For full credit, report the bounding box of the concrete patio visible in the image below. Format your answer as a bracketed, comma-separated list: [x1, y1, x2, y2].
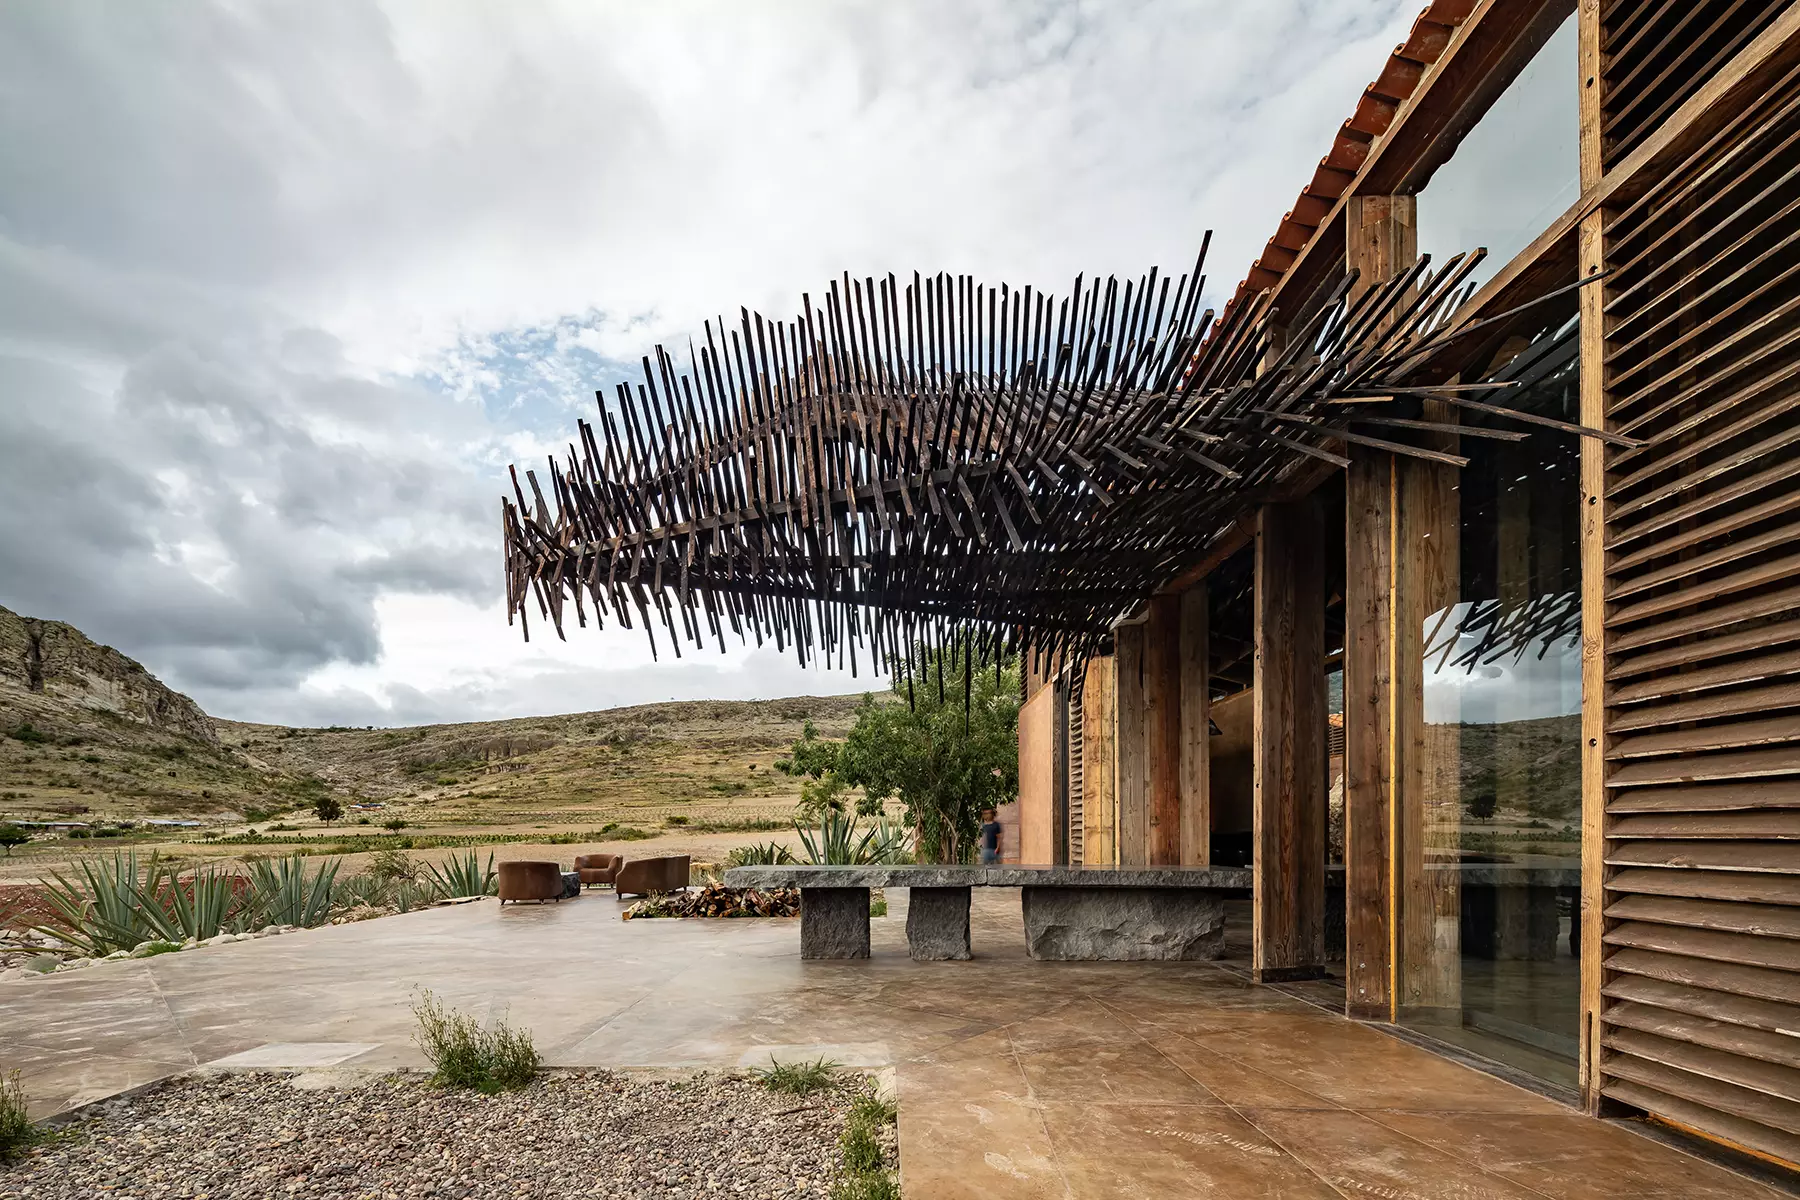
[2, 889, 1784, 1199]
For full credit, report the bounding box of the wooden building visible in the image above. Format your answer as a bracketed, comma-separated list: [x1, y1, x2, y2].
[504, 0, 1800, 1176]
[1012, 0, 1800, 1172]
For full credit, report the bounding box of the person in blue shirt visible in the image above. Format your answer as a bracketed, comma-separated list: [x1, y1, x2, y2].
[978, 807, 1001, 864]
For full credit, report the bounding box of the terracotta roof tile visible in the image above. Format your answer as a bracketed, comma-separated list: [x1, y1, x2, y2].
[1209, 2, 1473, 339]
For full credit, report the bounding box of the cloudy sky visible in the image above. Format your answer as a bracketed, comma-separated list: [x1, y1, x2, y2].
[1, 0, 1443, 727]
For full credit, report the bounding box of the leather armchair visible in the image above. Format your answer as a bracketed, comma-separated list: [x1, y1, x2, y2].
[497, 860, 565, 903]
[575, 853, 622, 888]
[614, 855, 691, 898]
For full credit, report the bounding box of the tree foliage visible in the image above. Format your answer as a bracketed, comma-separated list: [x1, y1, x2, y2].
[0, 823, 29, 857]
[836, 645, 1020, 863]
[313, 793, 344, 825]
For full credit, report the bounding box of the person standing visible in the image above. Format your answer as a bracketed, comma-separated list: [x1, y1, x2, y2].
[978, 807, 1002, 864]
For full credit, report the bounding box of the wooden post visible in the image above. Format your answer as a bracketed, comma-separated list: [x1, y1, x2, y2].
[1253, 498, 1327, 982]
[1342, 192, 1417, 1018]
[1146, 595, 1183, 865]
[1180, 585, 1211, 867]
[1115, 624, 1148, 867]
[1344, 453, 1395, 1019]
[1082, 656, 1118, 867]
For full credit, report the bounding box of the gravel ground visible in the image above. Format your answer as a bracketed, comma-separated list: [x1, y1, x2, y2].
[1, 1070, 890, 1200]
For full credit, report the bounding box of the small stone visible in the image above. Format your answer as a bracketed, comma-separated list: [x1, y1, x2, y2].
[101, 950, 131, 962]
[204, 934, 234, 947]
[61, 957, 94, 970]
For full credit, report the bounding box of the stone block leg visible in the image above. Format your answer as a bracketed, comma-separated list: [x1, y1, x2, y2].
[905, 887, 972, 960]
[800, 887, 870, 960]
[1021, 887, 1225, 961]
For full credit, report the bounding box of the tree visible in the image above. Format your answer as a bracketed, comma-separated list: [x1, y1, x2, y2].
[0, 823, 30, 857]
[836, 644, 1020, 863]
[313, 794, 344, 825]
[778, 721, 863, 821]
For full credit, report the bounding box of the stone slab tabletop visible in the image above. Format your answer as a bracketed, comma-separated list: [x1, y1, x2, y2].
[723, 864, 1255, 889]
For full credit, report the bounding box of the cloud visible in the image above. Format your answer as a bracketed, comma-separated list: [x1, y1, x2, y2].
[0, 0, 1421, 725]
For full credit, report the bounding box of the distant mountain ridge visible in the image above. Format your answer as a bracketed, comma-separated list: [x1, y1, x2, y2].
[0, 605, 216, 745]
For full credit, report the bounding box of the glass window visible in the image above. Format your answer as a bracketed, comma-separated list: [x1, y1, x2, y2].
[1416, 13, 1579, 297]
[1397, 319, 1583, 1091]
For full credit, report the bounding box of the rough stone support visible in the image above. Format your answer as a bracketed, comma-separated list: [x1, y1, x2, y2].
[904, 887, 972, 961]
[1021, 886, 1226, 961]
[799, 888, 870, 959]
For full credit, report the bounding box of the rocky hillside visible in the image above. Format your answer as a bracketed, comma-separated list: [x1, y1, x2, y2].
[0, 606, 215, 745]
[0, 604, 868, 832]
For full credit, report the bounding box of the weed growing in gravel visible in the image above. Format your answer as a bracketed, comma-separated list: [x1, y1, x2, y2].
[749, 1056, 838, 1095]
[831, 1086, 900, 1200]
[411, 989, 541, 1092]
[0, 1070, 46, 1164]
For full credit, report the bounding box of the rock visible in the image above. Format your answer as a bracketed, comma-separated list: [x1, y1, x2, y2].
[204, 934, 234, 947]
[130, 941, 180, 958]
[25, 954, 61, 973]
[181, 938, 199, 949]
[904, 887, 972, 961]
[798, 887, 870, 959]
[60, 958, 94, 970]
[1020, 886, 1226, 961]
[101, 950, 131, 962]
[132, 941, 158, 955]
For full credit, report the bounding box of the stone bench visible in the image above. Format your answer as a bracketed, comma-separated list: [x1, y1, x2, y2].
[722, 864, 1253, 962]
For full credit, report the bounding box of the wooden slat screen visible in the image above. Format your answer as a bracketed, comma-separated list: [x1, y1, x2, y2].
[1596, 40, 1800, 1167]
[1600, 0, 1791, 167]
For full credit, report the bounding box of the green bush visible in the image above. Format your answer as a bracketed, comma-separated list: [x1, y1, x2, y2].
[27, 853, 244, 956]
[723, 841, 795, 869]
[0, 1070, 46, 1164]
[423, 850, 496, 899]
[411, 988, 539, 1092]
[246, 854, 340, 927]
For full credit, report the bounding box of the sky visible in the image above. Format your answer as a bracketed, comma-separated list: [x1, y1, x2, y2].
[0, 0, 1446, 727]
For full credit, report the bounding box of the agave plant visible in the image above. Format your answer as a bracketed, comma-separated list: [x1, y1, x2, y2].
[424, 850, 496, 900]
[724, 841, 796, 869]
[795, 813, 915, 866]
[246, 854, 340, 928]
[25, 853, 248, 956]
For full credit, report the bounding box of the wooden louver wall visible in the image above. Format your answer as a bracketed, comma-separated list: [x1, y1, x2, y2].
[1599, 0, 1791, 166]
[1593, 35, 1800, 1167]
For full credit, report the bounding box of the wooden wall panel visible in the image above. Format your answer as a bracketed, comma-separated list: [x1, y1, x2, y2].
[1116, 624, 1149, 866]
[1017, 685, 1056, 866]
[1180, 586, 1212, 867]
[1082, 655, 1118, 866]
[1253, 499, 1328, 982]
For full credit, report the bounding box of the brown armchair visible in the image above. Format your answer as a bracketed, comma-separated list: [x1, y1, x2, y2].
[575, 853, 621, 889]
[614, 855, 691, 898]
[497, 860, 565, 903]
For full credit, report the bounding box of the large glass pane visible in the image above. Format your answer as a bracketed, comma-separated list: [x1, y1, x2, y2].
[1416, 13, 1579, 297]
[1399, 321, 1583, 1091]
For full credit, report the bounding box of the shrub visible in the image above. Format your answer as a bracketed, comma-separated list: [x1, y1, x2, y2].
[27, 853, 245, 955]
[0, 823, 30, 856]
[723, 841, 796, 869]
[368, 848, 422, 883]
[6, 724, 49, 745]
[0, 1070, 45, 1164]
[796, 813, 912, 866]
[411, 988, 539, 1092]
[750, 1056, 838, 1095]
[831, 1087, 900, 1200]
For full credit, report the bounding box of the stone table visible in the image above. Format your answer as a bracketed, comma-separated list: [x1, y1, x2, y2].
[723, 865, 1253, 961]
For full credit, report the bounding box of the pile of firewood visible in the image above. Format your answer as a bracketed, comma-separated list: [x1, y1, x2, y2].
[621, 882, 800, 920]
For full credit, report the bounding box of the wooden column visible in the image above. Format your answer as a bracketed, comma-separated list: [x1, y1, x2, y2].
[1180, 585, 1211, 867]
[1145, 595, 1182, 865]
[1081, 656, 1118, 866]
[1344, 453, 1396, 1019]
[1253, 498, 1327, 982]
[1115, 623, 1148, 867]
[1342, 191, 1417, 1018]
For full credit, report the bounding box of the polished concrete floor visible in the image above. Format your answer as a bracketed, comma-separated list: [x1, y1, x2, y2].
[3, 889, 1786, 1198]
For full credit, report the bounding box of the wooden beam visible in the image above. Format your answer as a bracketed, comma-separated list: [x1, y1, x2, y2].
[1146, 594, 1183, 865]
[1346, 196, 1418, 318]
[1082, 655, 1118, 867]
[1116, 624, 1148, 867]
[1253, 498, 1328, 982]
[1344, 451, 1396, 1019]
[1180, 585, 1212, 868]
[1267, 0, 1573, 326]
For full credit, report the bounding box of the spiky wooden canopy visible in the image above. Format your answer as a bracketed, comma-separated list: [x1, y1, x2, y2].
[501, 236, 1617, 675]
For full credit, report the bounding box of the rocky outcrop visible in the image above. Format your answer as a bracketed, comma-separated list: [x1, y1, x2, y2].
[0, 605, 217, 745]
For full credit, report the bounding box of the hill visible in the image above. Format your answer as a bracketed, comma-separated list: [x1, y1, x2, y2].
[0, 604, 869, 860]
